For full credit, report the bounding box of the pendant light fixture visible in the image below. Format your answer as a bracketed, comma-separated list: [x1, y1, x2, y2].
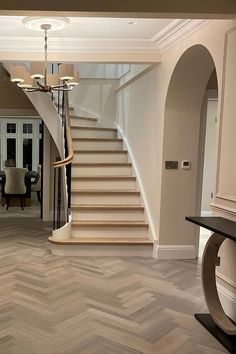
[10, 19, 80, 93]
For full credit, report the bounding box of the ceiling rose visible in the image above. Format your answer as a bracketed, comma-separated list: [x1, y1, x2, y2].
[23, 17, 70, 31]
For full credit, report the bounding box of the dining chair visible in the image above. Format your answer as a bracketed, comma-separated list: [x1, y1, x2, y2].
[4, 167, 27, 210]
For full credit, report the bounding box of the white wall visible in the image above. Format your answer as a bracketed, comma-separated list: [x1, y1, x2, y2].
[116, 19, 236, 318]
[69, 78, 118, 127]
[75, 63, 129, 79]
[116, 19, 232, 246]
[116, 66, 165, 237]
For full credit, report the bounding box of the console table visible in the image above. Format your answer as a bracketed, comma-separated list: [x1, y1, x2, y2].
[186, 216, 236, 353]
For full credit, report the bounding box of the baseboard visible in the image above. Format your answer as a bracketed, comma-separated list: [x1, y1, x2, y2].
[156, 244, 196, 260]
[217, 284, 236, 323]
[201, 210, 213, 216]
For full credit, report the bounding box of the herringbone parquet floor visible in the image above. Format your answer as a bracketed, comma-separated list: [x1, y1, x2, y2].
[0, 217, 227, 354]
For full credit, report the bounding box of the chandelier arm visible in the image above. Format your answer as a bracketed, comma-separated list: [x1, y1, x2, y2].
[50, 84, 69, 89]
[37, 80, 46, 89]
[53, 87, 73, 91]
[24, 88, 42, 92]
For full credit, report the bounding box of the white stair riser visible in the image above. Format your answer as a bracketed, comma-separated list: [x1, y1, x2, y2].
[72, 165, 132, 176]
[71, 226, 149, 238]
[73, 152, 128, 163]
[51, 244, 153, 257]
[70, 118, 97, 126]
[72, 209, 145, 221]
[71, 129, 116, 139]
[71, 194, 140, 205]
[71, 179, 136, 190]
[72, 140, 123, 150]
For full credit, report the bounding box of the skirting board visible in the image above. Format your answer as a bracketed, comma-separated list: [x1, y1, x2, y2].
[217, 283, 236, 323]
[156, 244, 196, 259]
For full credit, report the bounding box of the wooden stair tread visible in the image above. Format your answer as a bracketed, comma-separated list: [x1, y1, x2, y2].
[71, 126, 116, 131]
[72, 189, 140, 194]
[72, 138, 122, 142]
[72, 176, 135, 180]
[48, 236, 152, 245]
[72, 162, 131, 167]
[73, 150, 127, 154]
[71, 205, 143, 210]
[70, 115, 97, 122]
[72, 221, 148, 227]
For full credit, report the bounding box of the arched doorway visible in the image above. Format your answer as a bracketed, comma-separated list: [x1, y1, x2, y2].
[158, 44, 218, 259]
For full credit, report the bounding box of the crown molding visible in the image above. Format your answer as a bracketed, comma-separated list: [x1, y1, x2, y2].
[0, 19, 210, 54]
[151, 19, 210, 51]
[0, 36, 158, 53]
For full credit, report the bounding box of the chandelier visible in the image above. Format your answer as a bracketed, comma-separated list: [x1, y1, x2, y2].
[9, 21, 80, 93]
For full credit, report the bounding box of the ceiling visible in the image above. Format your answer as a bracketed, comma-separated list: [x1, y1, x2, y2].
[0, 17, 173, 39]
[0, 16, 209, 55]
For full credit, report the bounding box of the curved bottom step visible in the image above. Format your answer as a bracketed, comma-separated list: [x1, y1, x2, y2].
[48, 236, 153, 257]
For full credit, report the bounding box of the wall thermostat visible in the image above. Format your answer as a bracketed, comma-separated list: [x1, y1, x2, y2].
[181, 160, 191, 169]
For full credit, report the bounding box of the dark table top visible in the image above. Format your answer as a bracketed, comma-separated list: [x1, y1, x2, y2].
[186, 216, 236, 242]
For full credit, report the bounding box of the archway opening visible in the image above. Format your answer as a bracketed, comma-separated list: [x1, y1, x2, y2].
[159, 44, 218, 259]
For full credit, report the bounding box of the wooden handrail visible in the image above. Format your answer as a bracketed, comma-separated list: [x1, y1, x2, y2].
[53, 91, 73, 168]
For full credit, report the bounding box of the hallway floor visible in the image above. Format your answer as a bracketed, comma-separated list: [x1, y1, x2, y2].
[0, 217, 226, 354]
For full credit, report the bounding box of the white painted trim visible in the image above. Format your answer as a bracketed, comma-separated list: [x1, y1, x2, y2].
[0, 20, 209, 54]
[216, 193, 236, 203]
[215, 26, 236, 198]
[0, 36, 160, 53]
[217, 271, 236, 289]
[115, 123, 157, 243]
[156, 244, 196, 260]
[51, 215, 72, 241]
[201, 210, 213, 216]
[151, 19, 210, 51]
[116, 64, 158, 92]
[211, 202, 236, 218]
[217, 283, 236, 322]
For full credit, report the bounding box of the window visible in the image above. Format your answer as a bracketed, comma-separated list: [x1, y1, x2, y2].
[23, 138, 32, 171]
[7, 123, 16, 134]
[39, 123, 43, 134]
[7, 138, 16, 163]
[23, 123, 33, 134]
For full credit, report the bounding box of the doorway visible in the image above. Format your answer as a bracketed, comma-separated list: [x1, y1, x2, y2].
[199, 71, 218, 257]
[159, 45, 219, 259]
[0, 117, 43, 218]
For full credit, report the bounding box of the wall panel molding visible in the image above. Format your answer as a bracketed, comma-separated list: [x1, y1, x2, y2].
[211, 202, 236, 218]
[215, 26, 236, 201]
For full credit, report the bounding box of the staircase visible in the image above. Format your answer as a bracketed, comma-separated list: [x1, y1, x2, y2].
[50, 113, 153, 257]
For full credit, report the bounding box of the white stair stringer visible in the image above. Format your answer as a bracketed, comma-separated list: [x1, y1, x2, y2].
[49, 112, 153, 257]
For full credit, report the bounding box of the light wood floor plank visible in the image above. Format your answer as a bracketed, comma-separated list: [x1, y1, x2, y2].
[0, 217, 227, 353]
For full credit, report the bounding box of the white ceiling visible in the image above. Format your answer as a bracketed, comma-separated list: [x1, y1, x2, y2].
[0, 16, 208, 61]
[0, 16, 173, 40]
